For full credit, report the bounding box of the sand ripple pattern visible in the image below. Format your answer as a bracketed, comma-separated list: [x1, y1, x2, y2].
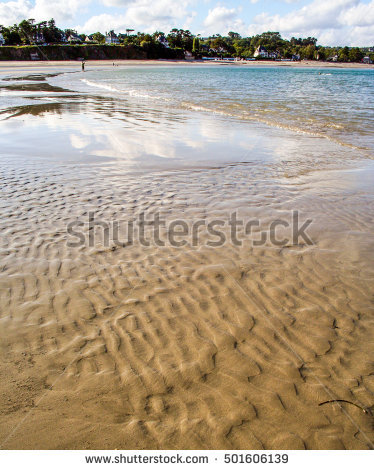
[0, 160, 374, 449]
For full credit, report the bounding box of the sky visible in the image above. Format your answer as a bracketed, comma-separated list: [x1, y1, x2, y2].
[0, 0, 374, 46]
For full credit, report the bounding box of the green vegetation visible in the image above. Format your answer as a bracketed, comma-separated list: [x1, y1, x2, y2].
[192, 37, 200, 54]
[0, 19, 373, 63]
[92, 32, 105, 44]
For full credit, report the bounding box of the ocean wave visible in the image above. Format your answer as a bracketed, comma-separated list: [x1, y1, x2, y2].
[81, 78, 118, 92]
[181, 101, 369, 153]
[79, 76, 370, 155]
[81, 78, 169, 101]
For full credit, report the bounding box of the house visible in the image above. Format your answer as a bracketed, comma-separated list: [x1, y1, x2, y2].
[268, 51, 279, 59]
[157, 35, 169, 48]
[363, 56, 373, 64]
[210, 46, 226, 54]
[33, 32, 45, 44]
[292, 54, 300, 61]
[0, 33, 5, 46]
[67, 33, 82, 43]
[85, 35, 94, 43]
[254, 45, 268, 58]
[105, 31, 120, 44]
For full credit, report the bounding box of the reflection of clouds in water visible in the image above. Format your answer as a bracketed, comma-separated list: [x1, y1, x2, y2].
[34, 111, 270, 164]
[269, 130, 358, 167]
[70, 134, 90, 150]
[0, 100, 359, 172]
[95, 128, 178, 161]
[298, 163, 374, 194]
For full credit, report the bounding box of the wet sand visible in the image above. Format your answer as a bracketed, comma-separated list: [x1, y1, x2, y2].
[0, 67, 374, 450]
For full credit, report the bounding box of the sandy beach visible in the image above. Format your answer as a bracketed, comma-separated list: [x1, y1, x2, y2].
[0, 63, 373, 450]
[0, 59, 373, 70]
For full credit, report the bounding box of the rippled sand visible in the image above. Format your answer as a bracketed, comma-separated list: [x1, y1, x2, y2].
[0, 67, 374, 450]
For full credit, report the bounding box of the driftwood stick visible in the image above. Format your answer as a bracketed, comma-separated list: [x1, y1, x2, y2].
[319, 399, 372, 414]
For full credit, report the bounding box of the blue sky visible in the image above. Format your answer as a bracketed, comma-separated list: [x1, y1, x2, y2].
[1, 0, 374, 46]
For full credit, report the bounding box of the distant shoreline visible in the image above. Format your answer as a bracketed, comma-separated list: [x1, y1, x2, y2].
[0, 59, 373, 70]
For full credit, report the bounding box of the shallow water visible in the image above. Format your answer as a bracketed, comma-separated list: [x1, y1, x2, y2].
[54, 65, 374, 153]
[1, 65, 373, 167]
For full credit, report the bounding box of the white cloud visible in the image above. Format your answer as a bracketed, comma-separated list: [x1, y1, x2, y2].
[0, 0, 32, 25]
[76, 13, 126, 33]
[32, 0, 91, 23]
[0, 0, 90, 26]
[100, 0, 133, 6]
[339, 0, 374, 26]
[203, 6, 245, 35]
[77, 0, 195, 33]
[248, 0, 374, 46]
[204, 6, 237, 27]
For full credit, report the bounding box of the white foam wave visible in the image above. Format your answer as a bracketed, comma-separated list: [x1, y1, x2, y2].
[80, 78, 168, 101]
[181, 101, 366, 152]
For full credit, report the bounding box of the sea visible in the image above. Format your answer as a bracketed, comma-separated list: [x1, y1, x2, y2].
[0, 64, 373, 171]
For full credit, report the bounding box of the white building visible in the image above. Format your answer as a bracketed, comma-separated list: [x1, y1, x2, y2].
[67, 33, 82, 43]
[33, 32, 45, 44]
[0, 33, 5, 46]
[157, 35, 169, 48]
[268, 51, 279, 59]
[105, 31, 120, 44]
[254, 45, 268, 58]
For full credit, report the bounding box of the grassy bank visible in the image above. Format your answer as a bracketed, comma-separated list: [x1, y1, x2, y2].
[0, 44, 185, 61]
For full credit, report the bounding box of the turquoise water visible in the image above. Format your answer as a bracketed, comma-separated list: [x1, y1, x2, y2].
[58, 65, 374, 152]
[0, 65, 373, 169]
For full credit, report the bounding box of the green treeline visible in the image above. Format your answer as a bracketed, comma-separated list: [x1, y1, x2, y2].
[0, 19, 373, 62]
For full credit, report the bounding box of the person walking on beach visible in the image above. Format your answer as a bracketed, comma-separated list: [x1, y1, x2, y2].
[82, 60, 85, 72]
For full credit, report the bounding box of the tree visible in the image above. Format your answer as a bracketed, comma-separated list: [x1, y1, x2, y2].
[92, 32, 105, 44]
[4, 25, 22, 45]
[167, 29, 193, 51]
[232, 37, 252, 57]
[228, 31, 241, 40]
[302, 44, 316, 59]
[348, 47, 363, 62]
[338, 46, 349, 62]
[42, 18, 64, 43]
[317, 47, 326, 61]
[65, 29, 77, 39]
[303, 37, 317, 46]
[18, 19, 35, 44]
[152, 31, 165, 38]
[192, 37, 200, 53]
